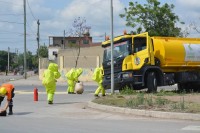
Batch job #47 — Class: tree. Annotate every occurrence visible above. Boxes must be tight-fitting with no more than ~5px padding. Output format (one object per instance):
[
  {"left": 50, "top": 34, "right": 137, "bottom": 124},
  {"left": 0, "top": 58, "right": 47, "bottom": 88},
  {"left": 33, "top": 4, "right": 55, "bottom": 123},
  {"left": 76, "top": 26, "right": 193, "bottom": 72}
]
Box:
[
  {"left": 38, "top": 45, "right": 48, "bottom": 58},
  {"left": 0, "top": 49, "right": 40, "bottom": 73},
  {"left": 68, "top": 17, "right": 90, "bottom": 68},
  {"left": 120, "top": 0, "right": 184, "bottom": 37},
  {"left": 0, "top": 51, "right": 9, "bottom": 71}
]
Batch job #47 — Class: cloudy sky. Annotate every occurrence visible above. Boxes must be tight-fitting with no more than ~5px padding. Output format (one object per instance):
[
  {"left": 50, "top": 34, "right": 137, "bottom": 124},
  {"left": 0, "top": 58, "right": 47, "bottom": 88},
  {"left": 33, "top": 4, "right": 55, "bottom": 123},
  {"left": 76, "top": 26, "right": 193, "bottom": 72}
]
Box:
[{"left": 0, "top": 0, "right": 200, "bottom": 54}]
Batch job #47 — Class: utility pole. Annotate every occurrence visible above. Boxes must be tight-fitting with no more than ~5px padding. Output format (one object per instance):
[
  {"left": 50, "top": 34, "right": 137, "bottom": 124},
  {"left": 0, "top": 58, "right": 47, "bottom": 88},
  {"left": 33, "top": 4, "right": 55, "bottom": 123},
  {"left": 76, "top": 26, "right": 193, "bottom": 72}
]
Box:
[
  {"left": 37, "top": 20, "right": 40, "bottom": 75},
  {"left": 15, "top": 48, "right": 18, "bottom": 63},
  {"left": 37, "top": 19, "right": 40, "bottom": 57},
  {"left": 110, "top": 0, "right": 114, "bottom": 94},
  {"left": 24, "top": 0, "right": 27, "bottom": 79},
  {"left": 7, "top": 47, "right": 10, "bottom": 73},
  {"left": 63, "top": 30, "right": 65, "bottom": 49}
]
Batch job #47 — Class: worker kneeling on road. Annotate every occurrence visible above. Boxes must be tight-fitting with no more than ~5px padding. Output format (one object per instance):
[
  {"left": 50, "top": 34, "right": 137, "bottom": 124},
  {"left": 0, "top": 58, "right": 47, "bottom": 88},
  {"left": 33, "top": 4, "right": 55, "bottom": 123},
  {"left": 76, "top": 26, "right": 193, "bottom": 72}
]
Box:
[
  {"left": 0, "top": 83, "right": 15, "bottom": 116},
  {"left": 42, "top": 63, "right": 61, "bottom": 104},
  {"left": 65, "top": 68, "right": 83, "bottom": 94},
  {"left": 92, "top": 67, "right": 105, "bottom": 97}
]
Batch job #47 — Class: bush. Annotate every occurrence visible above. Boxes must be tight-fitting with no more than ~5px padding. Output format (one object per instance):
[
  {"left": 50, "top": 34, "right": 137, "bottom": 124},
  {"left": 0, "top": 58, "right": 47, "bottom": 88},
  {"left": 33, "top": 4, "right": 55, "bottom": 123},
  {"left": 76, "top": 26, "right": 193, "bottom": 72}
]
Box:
[{"left": 120, "top": 86, "right": 136, "bottom": 95}]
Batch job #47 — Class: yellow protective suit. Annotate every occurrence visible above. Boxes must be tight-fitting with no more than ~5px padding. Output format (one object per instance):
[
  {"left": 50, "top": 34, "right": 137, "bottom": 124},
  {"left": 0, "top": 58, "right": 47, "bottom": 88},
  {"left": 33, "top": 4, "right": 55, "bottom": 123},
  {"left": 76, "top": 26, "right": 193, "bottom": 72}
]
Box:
[
  {"left": 92, "top": 67, "right": 105, "bottom": 97},
  {"left": 42, "top": 63, "right": 61, "bottom": 104},
  {"left": 65, "top": 68, "right": 83, "bottom": 94},
  {"left": 75, "top": 68, "right": 83, "bottom": 82}
]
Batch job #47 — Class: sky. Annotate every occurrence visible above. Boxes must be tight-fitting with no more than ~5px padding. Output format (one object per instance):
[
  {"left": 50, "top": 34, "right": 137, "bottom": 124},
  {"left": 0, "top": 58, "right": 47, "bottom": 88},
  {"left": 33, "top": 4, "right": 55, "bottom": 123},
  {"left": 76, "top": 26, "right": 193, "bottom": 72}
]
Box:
[{"left": 0, "top": 0, "right": 200, "bottom": 54}]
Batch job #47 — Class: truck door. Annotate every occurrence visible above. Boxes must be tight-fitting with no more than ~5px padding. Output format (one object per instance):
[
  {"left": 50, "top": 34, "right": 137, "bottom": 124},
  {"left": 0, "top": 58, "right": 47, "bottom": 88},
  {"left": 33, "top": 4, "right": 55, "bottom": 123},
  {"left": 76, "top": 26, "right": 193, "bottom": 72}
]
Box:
[{"left": 132, "top": 32, "right": 155, "bottom": 70}]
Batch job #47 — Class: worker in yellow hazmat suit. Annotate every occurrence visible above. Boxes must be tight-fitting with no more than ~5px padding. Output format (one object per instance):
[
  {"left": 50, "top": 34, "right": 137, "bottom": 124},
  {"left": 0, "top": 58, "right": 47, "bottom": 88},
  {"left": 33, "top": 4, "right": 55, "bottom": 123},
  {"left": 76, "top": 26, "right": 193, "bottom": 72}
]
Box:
[
  {"left": 65, "top": 68, "right": 83, "bottom": 94},
  {"left": 42, "top": 63, "right": 61, "bottom": 104},
  {"left": 92, "top": 67, "right": 105, "bottom": 97},
  {"left": 75, "top": 68, "right": 83, "bottom": 82}
]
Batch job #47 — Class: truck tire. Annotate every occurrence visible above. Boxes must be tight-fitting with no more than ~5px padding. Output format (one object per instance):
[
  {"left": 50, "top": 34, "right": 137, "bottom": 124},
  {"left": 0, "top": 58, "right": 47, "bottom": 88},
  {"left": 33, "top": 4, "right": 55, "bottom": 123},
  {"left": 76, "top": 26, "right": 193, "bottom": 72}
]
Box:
[
  {"left": 147, "top": 72, "right": 157, "bottom": 93},
  {"left": 177, "top": 83, "right": 186, "bottom": 92},
  {"left": 178, "top": 83, "right": 199, "bottom": 93}
]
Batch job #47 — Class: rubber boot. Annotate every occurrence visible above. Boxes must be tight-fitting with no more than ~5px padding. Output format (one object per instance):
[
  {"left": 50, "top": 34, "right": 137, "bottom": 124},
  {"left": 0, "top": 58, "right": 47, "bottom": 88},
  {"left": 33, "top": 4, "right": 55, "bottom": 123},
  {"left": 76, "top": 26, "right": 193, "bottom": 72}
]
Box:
[
  {"left": 47, "top": 93, "right": 54, "bottom": 104},
  {"left": 0, "top": 110, "right": 7, "bottom": 116},
  {"left": 8, "top": 105, "right": 13, "bottom": 115}
]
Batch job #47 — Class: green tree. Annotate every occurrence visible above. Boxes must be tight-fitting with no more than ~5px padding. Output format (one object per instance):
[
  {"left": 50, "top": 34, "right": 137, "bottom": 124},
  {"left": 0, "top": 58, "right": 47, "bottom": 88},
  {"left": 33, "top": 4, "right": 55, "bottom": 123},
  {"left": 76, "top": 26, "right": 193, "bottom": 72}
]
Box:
[
  {"left": 26, "top": 51, "right": 35, "bottom": 69},
  {"left": 32, "top": 55, "right": 39, "bottom": 68},
  {"left": 0, "top": 51, "right": 8, "bottom": 71},
  {"left": 15, "top": 51, "right": 38, "bottom": 71},
  {"left": 120, "top": 0, "right": 184, "bottom": 37},
  {"left": 0, "top": 50, "right": 18, "bottom": 72},
  {"left": 38, "top": 45, "right": 48, "bottom": 58}
]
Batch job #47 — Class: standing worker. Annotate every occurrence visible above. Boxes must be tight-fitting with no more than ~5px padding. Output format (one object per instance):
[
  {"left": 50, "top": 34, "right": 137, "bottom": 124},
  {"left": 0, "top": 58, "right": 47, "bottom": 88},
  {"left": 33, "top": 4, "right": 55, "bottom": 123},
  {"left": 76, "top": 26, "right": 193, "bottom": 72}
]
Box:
[
  {"left": 65, "top": 68, "right": 83, "bottom": 94},
  {"left": 0, "top": 83, "right": 15, "bottom": 116},
  {"left": 42, "top": 63, "right": 61, "bottom": 104},
  {"left": 92, "top": 67, "right": 105, "bottom": 97}
]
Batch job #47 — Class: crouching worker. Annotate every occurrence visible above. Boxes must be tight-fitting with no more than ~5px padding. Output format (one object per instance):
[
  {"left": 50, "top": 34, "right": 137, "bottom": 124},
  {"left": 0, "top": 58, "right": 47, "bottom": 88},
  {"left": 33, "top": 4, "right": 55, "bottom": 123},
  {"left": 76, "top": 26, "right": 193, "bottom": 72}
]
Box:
[
  {"left": 0, "top": 83, "right": 15, "bottom": 116},
  {"left": 42, "top": 63, "right": 61, "bottom": 104},
  {"left": 92, "top": 67, "right": 105, "bottom": 97},
  {"left": 65, "top": 68, "right": 83, "bottom": 94}
]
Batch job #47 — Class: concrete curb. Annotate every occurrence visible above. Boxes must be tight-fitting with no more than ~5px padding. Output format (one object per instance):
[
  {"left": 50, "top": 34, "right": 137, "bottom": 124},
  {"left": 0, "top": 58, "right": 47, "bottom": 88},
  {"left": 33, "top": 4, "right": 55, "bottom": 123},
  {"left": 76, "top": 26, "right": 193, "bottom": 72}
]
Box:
[{"left": 88, "top": 101, "right": 200, "bottom": 121}]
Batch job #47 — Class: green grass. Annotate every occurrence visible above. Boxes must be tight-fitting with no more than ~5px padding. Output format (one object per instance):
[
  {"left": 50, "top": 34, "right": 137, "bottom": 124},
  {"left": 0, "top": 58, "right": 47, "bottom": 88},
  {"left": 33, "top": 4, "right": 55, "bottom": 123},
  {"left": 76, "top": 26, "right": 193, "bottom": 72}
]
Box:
[
  {"left": 92, "top": 91, "right": 200, "bottom": 114},
  {"left": 119, "top": 86, "right": 137, "bottom": 95}
]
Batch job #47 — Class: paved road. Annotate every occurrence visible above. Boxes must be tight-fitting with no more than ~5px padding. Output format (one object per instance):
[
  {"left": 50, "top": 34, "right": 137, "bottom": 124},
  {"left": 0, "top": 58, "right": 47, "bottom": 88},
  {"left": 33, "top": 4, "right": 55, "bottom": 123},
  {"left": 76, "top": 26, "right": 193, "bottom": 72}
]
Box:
[
  {"left": 0, "top": 76, "right": 199, "bottom": 133},
  {"left": 0, "top": 75, "right": 23, "bottom": 84}
]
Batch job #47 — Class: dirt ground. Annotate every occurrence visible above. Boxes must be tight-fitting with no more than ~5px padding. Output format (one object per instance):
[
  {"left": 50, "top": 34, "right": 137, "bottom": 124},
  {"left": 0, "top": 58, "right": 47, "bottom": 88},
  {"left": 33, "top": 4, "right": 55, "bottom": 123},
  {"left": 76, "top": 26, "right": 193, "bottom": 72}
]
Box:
[{"left": 163, "top": 94, "right": 200, "bottom": 104}]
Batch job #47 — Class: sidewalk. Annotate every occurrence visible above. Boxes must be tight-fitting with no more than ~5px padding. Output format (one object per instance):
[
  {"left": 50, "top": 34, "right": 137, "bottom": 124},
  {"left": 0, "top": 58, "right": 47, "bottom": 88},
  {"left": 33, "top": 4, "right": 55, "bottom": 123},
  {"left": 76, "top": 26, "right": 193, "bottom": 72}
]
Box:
[
  {"left": 88, "top": 102, "right": 200, "bottom": 121},
  {"left": 7, "top": 75, "right": 97, "bottom": 86}
]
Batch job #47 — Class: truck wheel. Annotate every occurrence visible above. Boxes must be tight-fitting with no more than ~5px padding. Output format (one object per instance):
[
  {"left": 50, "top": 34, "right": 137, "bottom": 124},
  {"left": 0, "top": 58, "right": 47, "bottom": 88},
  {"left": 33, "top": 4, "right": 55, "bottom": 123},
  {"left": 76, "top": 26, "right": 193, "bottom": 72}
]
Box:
[
  {"left": 177, "top": 83, "right": 189, "bottom": 93},
  {"left": 177, "top": 83, "right": 184, "bottom": 92},
  {"left": 147, "top": 72, "right": 157, "bottom": 93}
]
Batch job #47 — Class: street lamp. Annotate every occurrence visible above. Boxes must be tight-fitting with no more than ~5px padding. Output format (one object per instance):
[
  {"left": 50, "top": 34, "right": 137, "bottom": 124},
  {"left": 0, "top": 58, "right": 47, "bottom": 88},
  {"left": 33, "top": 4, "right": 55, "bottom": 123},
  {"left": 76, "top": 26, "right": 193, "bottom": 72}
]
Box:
[
  {"left": 7, "top": 47, "right": 10, "bottom": 75},
  {"left": 110, "top": 0, "right": 114, "bottom": 94}
]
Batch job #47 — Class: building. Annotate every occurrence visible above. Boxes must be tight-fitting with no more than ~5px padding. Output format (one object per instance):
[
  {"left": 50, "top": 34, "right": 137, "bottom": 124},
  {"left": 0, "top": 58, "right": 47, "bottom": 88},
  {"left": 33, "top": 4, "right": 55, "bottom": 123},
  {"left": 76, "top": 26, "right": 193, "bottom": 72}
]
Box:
[
  {"left": 48, "top": 32, "right": 102, "bottom": 61},
  {"left": 38, "top": 32, "right": 104, "bottom": 81}
]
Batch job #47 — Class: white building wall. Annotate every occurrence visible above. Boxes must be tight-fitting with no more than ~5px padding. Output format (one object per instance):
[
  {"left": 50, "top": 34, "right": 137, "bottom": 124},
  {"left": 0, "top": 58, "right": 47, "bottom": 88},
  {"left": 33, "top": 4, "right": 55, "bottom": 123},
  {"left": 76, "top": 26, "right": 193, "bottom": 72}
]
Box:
[{"left": 48, "top": 48, "right": 59, "bottom": 60}]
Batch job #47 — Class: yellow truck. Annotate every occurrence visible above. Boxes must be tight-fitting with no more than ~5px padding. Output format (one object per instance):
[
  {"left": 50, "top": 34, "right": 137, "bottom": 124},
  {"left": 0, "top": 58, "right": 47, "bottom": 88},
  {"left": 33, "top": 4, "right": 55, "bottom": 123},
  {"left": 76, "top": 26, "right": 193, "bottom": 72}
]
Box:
[{"left": 102, "top": 32, "right": 200, "bottom": 92}]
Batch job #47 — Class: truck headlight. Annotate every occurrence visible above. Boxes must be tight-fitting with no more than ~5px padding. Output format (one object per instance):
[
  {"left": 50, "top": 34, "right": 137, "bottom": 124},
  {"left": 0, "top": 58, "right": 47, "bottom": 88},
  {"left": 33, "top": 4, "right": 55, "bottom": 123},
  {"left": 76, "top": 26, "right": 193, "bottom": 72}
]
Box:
[{"left": 122, "top": 73, "right": 133, "bottom": 78}]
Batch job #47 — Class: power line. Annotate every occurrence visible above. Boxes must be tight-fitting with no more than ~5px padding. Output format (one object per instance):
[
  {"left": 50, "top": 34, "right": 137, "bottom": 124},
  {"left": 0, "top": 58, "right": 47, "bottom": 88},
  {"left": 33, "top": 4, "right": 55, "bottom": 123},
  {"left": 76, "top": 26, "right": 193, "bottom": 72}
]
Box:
[
  {"left": 0, "top": 39, "right": 37, "bottom": 43},
  {"left": 0, "top": 0, "right": 23, "bottom": 6},
  {"left": 0, "top": 31, "right": 37, "bottom": 37},
  {"left": 0, "top": 31, "right": 24, "bottom": 35},
  {"left": 0, "top": 20, "right": 23, "bottom": 24},
  {"left": 27, "top": 0, "right": 37, "bottom": 21},
  {"left": 26, "top": 20, "right": 37, "bottom": 36},
  {"left": 0, "top": 13, "right": 23, "bottom": 16}
]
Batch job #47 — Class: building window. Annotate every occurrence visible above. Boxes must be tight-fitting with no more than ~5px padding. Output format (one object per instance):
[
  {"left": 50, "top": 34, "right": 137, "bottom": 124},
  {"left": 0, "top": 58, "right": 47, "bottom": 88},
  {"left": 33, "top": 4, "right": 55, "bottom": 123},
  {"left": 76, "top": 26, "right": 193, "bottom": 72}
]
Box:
[
  {"left": 68, "top": 40, "right": 76, "bottom": 44},
  {"left": 83, "top": 39, "right": 89, "bottom": 44}
]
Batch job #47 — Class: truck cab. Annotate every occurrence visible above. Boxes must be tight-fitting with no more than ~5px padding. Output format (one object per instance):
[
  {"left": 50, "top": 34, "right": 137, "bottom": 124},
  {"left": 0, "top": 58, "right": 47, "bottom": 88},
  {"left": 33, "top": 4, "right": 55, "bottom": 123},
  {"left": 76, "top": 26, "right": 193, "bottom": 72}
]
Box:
[{"left": 102, "top": 32, "right": 162, "bottom": 92}]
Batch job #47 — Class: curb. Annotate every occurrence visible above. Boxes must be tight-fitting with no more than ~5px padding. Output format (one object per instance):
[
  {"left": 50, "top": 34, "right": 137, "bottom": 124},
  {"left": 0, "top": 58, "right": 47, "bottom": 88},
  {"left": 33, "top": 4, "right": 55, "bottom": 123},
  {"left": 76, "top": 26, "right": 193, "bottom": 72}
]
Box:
[{"left": 88, "top": 101, "right": 200, "bottom": 121}]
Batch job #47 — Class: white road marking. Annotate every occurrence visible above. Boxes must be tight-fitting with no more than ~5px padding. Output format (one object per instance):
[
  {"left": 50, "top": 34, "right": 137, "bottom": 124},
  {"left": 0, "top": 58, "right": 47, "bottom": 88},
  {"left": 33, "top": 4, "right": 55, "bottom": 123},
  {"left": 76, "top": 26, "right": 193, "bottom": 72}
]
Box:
[
  {"left": 15, "top": 91, "right": 67, "bottom": 94},
  {"left": 182, "top": 125, "right": 200, "bottom": 131}
]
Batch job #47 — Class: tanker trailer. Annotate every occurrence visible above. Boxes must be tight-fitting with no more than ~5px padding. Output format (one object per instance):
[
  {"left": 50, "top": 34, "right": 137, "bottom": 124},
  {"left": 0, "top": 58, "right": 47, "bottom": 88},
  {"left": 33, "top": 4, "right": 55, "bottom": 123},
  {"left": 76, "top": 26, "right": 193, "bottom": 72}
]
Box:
[{"left": 102, "top": 32, "right": 200, "bottom": 92}]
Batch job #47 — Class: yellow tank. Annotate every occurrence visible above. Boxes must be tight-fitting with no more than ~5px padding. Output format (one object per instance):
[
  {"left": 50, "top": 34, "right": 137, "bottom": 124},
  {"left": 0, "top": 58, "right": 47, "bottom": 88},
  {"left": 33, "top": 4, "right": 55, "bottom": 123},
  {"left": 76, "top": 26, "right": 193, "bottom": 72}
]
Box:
[{"left": 152, "top": 37, "right": 200, "bottom": 72}]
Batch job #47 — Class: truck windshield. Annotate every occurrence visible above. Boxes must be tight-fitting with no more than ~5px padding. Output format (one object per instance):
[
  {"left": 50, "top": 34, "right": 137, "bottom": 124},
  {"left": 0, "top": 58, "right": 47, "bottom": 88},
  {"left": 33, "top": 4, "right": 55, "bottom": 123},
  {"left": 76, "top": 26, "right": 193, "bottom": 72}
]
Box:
[{"left": 103, "top": 40, "right": 130, "bottom": 61}]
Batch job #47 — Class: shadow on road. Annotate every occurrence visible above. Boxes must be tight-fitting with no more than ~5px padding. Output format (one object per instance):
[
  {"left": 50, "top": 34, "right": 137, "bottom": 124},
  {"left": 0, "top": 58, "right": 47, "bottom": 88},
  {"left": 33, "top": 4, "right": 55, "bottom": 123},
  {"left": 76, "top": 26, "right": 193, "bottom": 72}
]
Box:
[
  {"left": 14, "top": 112, "right": 33, "bottom": 115},
  {"left": 53, "top": 102, "right": 79, "bottom": 105}
]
